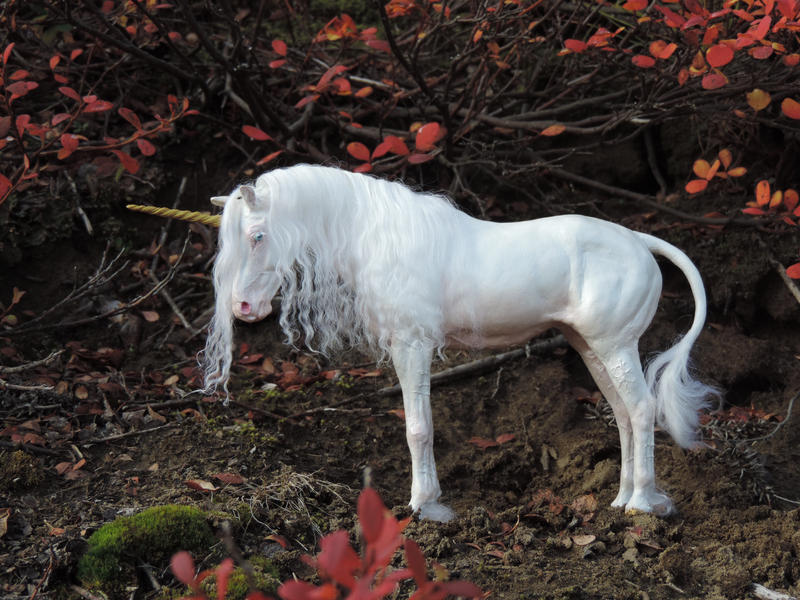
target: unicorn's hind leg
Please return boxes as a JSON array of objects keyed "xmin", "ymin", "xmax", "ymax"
[
  {"xmin": 390, "ymin": 334, "xmax": 455, "ymax": 522},
  {"xmin": 562, "ymin": 329, "xmax": 634, "ymax": 509},
  {"xmin": 593, "ymin": 343, "xmax": 674, "ymax": 516}
]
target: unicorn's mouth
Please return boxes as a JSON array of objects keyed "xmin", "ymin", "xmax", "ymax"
[{"xmin": 239, "ymin": 302, "xmax": 251, "ymax": 315}]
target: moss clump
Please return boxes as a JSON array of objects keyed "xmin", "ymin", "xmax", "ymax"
[
  {"xmin": 0, "ymin": 450, "xmax": 45, "ymax": 490},
  {"xmin": 77, "ymin": 505, "xmax": 216, "ymax": 592},
  {"xmin": 200, "ymin": 558, "xmax": 280, "ymax": 600}
]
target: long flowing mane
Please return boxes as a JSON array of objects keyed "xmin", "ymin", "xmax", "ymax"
[{"xmin": 202, "ymin": 164, "xmax": 465, "ymax": 392}]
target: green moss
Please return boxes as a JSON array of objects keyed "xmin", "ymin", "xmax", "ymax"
[
  {"xmin": 0, "ymin": 450, "xmax": 45, "ymax": 490},
  {"xmin": 77, "ymin": 505, "xmax": 216, "ymax": 592},
  {"xmin": 200, "ymin": 559, "xmax": 280, "ymax": 600}
]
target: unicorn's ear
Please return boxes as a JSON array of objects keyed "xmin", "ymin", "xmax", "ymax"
[
  {"xmin": 210, "ymin": 196, "xmax": 228, "ymax": 207},
  {"xmin": 239, "ymin": 185, "xmax": 261, "ymax": 210}
]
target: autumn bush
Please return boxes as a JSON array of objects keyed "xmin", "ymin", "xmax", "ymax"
[
  {"xmin": 169, "ymin": 487, "xmax": 482, "ymax": 600},
  {"xmin": 2, "ymin": 0, "xmax": 799, "ymax": 270}
]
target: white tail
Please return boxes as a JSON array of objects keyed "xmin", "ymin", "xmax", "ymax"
[{"xmin": 639, "ymin": 233, "xmax": 719, "ymax": 448}]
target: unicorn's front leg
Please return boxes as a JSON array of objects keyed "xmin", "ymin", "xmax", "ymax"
[{"xmin": 390, "ymin": 334, "xmax": 455, "ymax": 522}]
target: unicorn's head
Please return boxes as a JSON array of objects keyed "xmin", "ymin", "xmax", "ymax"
[
  {"xmin": 210, "ymin": 185, "xmax": 279, "ymax": 323},
  {"xmin": 203, "ymin": 182, "xmax": 281, "ymax": 393}
]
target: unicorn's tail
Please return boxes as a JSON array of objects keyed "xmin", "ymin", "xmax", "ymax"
[{"xmin": 638, "ymin": 233, "xmax": 719, "ymax": 449}]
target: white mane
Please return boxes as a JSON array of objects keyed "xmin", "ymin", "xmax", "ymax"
[{"xmin": 202, "ymin": 164, "xmax": 463, "ymax": 393}]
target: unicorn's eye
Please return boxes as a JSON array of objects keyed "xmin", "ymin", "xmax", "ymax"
[{"xmin": 252, "ymin": 232, "xmax": 264, "ymax": 244}]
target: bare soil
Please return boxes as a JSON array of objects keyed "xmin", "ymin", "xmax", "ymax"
[{"xmin": 1, "ymin": 202, "xmax": 799, "ymax": 600}]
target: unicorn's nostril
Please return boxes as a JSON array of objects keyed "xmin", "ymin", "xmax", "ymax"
[{"xmin": 240, "ymin": 302, "xmax": 251, "ymax": 314}]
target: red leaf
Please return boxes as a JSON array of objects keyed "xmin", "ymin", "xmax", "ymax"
[
  {"xmin": 119, "ymin": 107, "xmax": 142, "ymax": 130},
  {"xmin": 784, "ymin": 189, "xmax": 799, "ymax": 212},
  {"xmin": 213, "ymin": 472, "xmax": 245, "ymax": 485},
  {"xmin": 564, "ymin": 39, "xmax": 587, "ymax": 53},
  {"xmin": 70, "ymin": 48, "xmax": 83, "ymax": 61},
  {"xmin": 256, "ymin": 150, "xmax": 284, "ymax": 165},
  {"xmin": 495, "ymin": 433, "xmax": 516, "ymax": 444},
  {"xmin": 540, "ymin": 124, "xmax": 566, "ymax": 136},
  {"xmin": 701, "ymin": 72, "xmax": 728, "ymax": 90},
  {"xmin": 2, "ymin": 43, "xmax": 14, "ymax": 65},
  {"xmin": 404, "ymin": 539, "xmax": 429, "ymax": 587},
  {"xmin": 15, "ymin": 114, "xmax": 30, "ymax": 138},
  {"xmin": 170, "ymin": 551, "xmax": 197, "ymax": 586},
  {"xmin": 373, "ymin": 135, "xmax": 409, "ymax": 158},
  {"xmin": 469, "ymin": 436, "xmax": 499, "ymax": 450},
  {"xmin": 242, "ymin": 125, "xmax": 271, "ymax": 140},
  {"xmin": 59, "ymin": 86, "xmax": 81, "ymax": 101},
  {"xmin": 685, "ymin": 179, "xmax": 708, "ymax": 194},
  {"xmin": 316, "ymin": 530, "xmax": 359, "ymax": 588},
  {"xmin": 0, "ymin": 173, "xmax": 11, "ymax": 199},
  {"xmin": 781, "ymin": 98, "xmax": 800, "ymax": 120},
  {"xmin": 110, "ymin": 149, "xmax": 140, "ymax": 173},
  {"xmin": 7, "ymin": 81, "xmax": 37, "ymax": 103},
  {"xmin": 185, "ymin": 479, "xmax": 218, "ymax": 492},
  {"xmin": 358, "ymin": 488, "xmax": 386, "ymax": 544},
  {"xmin": 407, "ymin": 152, "xmax": 434, "ymax": 164},
  {"xmin": 632, "ymin": 55, "xmax": 656, "ymax": 68},
  {"xmin": 751, "ymin": 15, "xmax": 772, "ymax": 40},
  {"xmin": 786, "ymin": 263, "xmax": 800, "ymax": 279},
  {"xmin": 84, "ymin": 100, "xmax": 114, "ymax": 113},
  {"xmin": 317, "ymin": 64, "xmax": 348, "ymax": 90},
  {"xmin": 415, "ymin": 122, "xmax": 444, "ymax": 151},
  {"xmin": 278, "ymin": 581, "xmax": 337, "ymax": 600},
  {"xmin": 269, "ymin": 59, "xmax": 287, "ymax": 69},
  {"xmin": 272, "ymin": 39, "xmax": 287, "ymax": 56},
  {"xmin": 346, "ymin": 141, "xmax": 371, "ymax": 161},
  {"xmin": 353, "ymin": 162, "xmax": 372, "ymax": 173},
  {"xmin": 136, "ymin": 138, "xmax": 156, "ymax": 156},
  {"xmin": 749, "ymin": 45, "xmax": 773, "ymax": 59},
  {"xmin": 756, "ymin": 179, "xmax": 771, "ymax": 206},
  {"xmin": 741, "ymin": 207, "xmax": 765, "ymax": 215},
  {"xmin": 215, "ymin": 558, "xmax": 235, "ymax": 600},
  {"xmin": 58, "ymin": 133, "xmax": 80, "ymax": 160},
  {"xmin": 9, "ymin": 69, "xmax": 29, "ymax": 80},
  {"xmin": 623, "ymin": 0, "xmax": 647, "ymax": 10},
  {"xmin": 295, "ymin": 94, "xmax": 319, "ymax": 109},
  {"xmin": 706, "ymin": 44, "xmax": 734, "ymax": 67}
]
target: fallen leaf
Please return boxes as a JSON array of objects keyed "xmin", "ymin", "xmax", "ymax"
[
  {"xmin": 571, "ymin": 534, "xmax": 596, "ymax": 546},
  {"xmin": 74, "ymin": 385, "xmax": 89, "ymax": 400},
  {"xmin": 0, "ymin": 508, "xmax": 9, "ymax": 538},
  {"xmin": 186, "ymin": 479, "xmax": 218, "ymax": 493},
  {"xmin": 213, "ymin": 472, "xmax": 245, "ymax": 485},
  {"xmin": 469, "ymin": 436, "xmax": 499, "ymax": 450}
]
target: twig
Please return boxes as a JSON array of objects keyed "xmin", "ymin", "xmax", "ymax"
[
  {"xmin": 743, "ymin": 391, "xmax": 797, "ymax": 443},
  {"xmin": 148, "ymin": 272, "xmax": 201, "ymax": 335},
  {"xmin": 84, "ymin": 423, "xmax": 177, "ymax": 444},
  {"xmin": 68, "ymin": 585, "xmax": 106, "ymax": 600},
  {"xmin": 548, "ymin": 167, "xmax": 760, "ymax": 226},
  {"xmin": 0, "ymin": 440, "xmax": 65, "ymax": 456},
  {"xmin": 0, "ymin": 379, "xmax": 54, "ymax": 392},
  {"xmin": 751, "ymin": 583, "xmax": 798, "ymax": 600},
  {"xmin": 286, "ymin": 335, "xmax": 567, "ymax": 419},
  {"xmin": 769, "ymin": 258, "xmax": 800, "ymax": 307},
  {"xmin": 0, "ymin": 350, "xmax": 64, "ymax": 374}
]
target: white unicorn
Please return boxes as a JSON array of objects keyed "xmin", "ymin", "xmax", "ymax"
[{"xmin": 203, "ymin": 164, "xmax": 716, "ymax": 521}]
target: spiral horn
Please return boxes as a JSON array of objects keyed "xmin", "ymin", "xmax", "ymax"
[{"xmin": 126, "ymin": 204, "xmax": 221, "ymax": 228}]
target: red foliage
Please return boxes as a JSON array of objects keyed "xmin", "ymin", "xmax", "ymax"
[{"xmin": 170, "ymin": 488, "xmax": 481, "ymax": 600}]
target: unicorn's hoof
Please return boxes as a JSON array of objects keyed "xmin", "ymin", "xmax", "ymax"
[
  {"xmin": 624, "ymin": 491, "xmax": 674, "ymax": 517},
  {"xmin": 610, "ymin": 488, "xmax": 633, "ymax": 509},
  {"xmin": 417, "ymin": 501, "xmax": 456, "ymax": 522}
]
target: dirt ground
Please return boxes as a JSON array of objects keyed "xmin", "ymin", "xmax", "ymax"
[{"xmin": 1, "ymin": 195, "xmax": 799, "ymax": 600}]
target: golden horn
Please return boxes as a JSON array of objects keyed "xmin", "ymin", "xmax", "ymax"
[{"xmin": 126, "ymin": 204, "xmax": 221, "ymax": 228}]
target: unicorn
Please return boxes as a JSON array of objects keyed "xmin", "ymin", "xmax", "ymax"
[{"xmin": 189, "ymin": 164, "xmax": 716, "ymax": 521}]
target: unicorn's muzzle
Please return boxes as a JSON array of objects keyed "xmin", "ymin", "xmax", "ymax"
[{"xmin": 233, "ymin": 299, "xmax": 272, "ymax": 322}]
